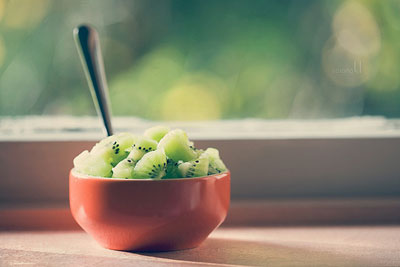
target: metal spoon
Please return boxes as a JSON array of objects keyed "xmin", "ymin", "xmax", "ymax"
[{"xmin": 73, "ymin": 24, "xmax": 114, "ymax": 136}]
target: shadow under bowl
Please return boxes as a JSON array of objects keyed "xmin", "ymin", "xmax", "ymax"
[{"xmin": 69, "ymin": 169, "xmax": 230, "ymax": 251}]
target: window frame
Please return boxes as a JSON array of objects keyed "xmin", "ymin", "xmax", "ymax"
[{"xmin": 1, "ymin": 116, "xmax": 400, "ymax": 205}]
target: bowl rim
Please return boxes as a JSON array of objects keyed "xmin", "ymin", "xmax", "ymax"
[{"xmin": 70, "ymin": 168, "xmax": 230, "ymax": 182}]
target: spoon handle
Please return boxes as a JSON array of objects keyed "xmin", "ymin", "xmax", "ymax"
[{"xmin": 73, "ymin": 24, "xmax": 114, "ymax": 136}]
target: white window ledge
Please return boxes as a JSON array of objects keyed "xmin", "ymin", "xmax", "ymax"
[{"xmin": 1, "ymin": 116, "xmax": 400, "ymax": 141}]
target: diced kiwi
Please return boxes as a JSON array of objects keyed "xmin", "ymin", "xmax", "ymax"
[
  {"xmin": 134, "ymin": 149, "xmax": 167, "ymax": 179},
  {"xmin": 112, "ymin": 157, "xmax": 136, "ymax": 179},
  {"xmin": 144, "ymin": 125, "xmax": 170, "ymax": 142},
  {"xmin": 158, "ymin": 129, "xmax": 197, "ymax": 162},
  {"xmin": 178, "ymin": 157, "xmax": 209, "ymax": 178},
  {"xmin": 194, "ymin": 148, "xmax": 204, "ymax": 157},
  {"xmin": 163, "ymin": 158, "xmax": 182, "ymax": 179},
  {"xmin": 73, "ymin": 150, "xmax": 112, "ymax": 177},
  {"xmin": 73, "ymin": 126, "xmax": 228, "ymax": 179},
  {"xmin": 128, "ymin": 136, "xmax": 158, "ymax": 162},
  {"xmin": 200, "ymin": 147, "xmax": 227, "ymax": 174},
  {"xmin": 91, "ymin": 132, "xmax": 136, "ymax": 166}
]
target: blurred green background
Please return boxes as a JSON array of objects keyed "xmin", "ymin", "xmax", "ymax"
[{"xmin": 0, "ymin": 0, "xmax": 400, "ymax": 120}]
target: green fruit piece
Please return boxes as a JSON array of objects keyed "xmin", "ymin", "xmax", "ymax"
[
  {"xmin": 112, "ymin": 157, "xmax": 136, "ymax": 178},
  {"xmin": 129, "ymin": 136, "xmax": 158, "ymax": 161},
  {"xmin": 144, "ymin": 125, "xmax": 170, "ymax": 142},
  {"xmin": 178, "ymin": 157, "xmax": 209, "ymax": 178},
  {"xmin": 73, "ymin": 150, "xmax": 112, "ymax": 177},
  {"xmin": 158, "ymin": 129, "xmax": 197, "ymax": 162},
  {"xmin": 163, "ymin": 158, "xmax": 182, "ymax": 179},
  {"xmin": 194, "ymin": 148, "xmax": 204, "ymax": 157},
  {"xmin": 134, "ymin": 149, "xmax": 167, "ymax": 179},
  {"xmin": 91, "ymin": 132, "xmax": 136, "ymax": 166},
  {"xmin": 187, "ymin": 140, "xmax": 204, "ymax": 157},
  {"xmin": 200, "ymin": 147, "xmax": 227, "ymax": 174}
]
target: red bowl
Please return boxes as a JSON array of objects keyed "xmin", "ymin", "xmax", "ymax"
[{"xmin": 69, "ymin": 169, "xmax": 230, "ymax": 251}]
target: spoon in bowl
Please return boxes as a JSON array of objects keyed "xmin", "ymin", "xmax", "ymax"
[{"xmin": 73, "ymin": 24, "xmax": 114, "ymax": 136}]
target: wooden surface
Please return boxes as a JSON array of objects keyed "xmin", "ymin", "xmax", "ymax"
[{"xmin": 1, "ymin": 227, "xmax": 399, "ymax": 266}]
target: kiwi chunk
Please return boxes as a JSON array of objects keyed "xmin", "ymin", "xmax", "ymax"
[
  {"xmin": 129, "ymin": 136, "xmax": 158, "ymax": 161},
  {"xmin": 194, "ymin": 148, "xmax": 204, "ymax": 158},
  {"xmin": 134, "ymin": 149, "xmax": 167, "ymax": 179},
  {"xmin": 112, "ymin": 157, "xmax": 136, "ymax": 179},
  {"xmin": 158, "ymin": 129, "xmax": 197, "ymax": 162},
  {"xmin": 178, "ymin": 157, "xmax": 209, "ymax": 178},
  {"xmin": 72, "ymin": 126, "xmax": 228, "ymax": 179},
  {"xmin": 91, "ymin": 132, "xmax": 136, "ymax": 165},
  {"xmin": 163, "ymin": 158, "xmax": 182, "ymax": 179},
  {"xmin": 144, "ymin": 125, "xmax": 170, "ymax": 142},
  {"xmin": 200, "ymin": 147, "xmax": 227, "ymax": 174},
  {"xmin": 73, "ymin": 150, "xmax": 112, "ymax": 177}
]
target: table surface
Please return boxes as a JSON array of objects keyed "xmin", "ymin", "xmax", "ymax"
[{"xmin": 1, "ymin": 226, "xmax": 399, "ymax": 266}]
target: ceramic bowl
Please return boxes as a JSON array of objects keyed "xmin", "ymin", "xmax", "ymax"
[{"xmin": 69, "ymin": 169, "xmax": 230, "ymax": 251}]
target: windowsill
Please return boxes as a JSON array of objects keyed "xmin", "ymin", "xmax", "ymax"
[
  {"xmin": 2, "ymin": 116, "xmax": 400, "ymax": 202},
  {"xmin": 2, "ymin": 116, "xmax": 400, "ymax": 141},
  {"xmin": 1, "ymin": 198, "xmax": 400, "ymax": 265},
  {"xmin": 2, "ymin": 116, "xmax": 400, "ymax": 207}
]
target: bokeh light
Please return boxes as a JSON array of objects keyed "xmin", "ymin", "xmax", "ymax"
[
  {"xmin": 161, "ymin": 82, "xmax": 221, "ymax": 121},
  {"xmin": 367, "ymin": 42, "xmax": 400, "ymax": 92},
  {"xmin": 3, "ymin": 0, "xmax": 50, "ymax": 29},
  {"xmin": 0, "ymin": 58, "xmax": 43, "ymax": 114},
  {"xmin": 333, "ymin": 1, "xmax": 380, "ymax": 56},
  {"xmin": 0, "ymin": 0, "xmax": 5, "ymax": 22},
  {"xmin": 0, "ymin": 34, "xmax": 6, "ymax": 67},
  {"xmin": 1, "ymin": 0, "xmax": 400, "ymax": 118}
]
